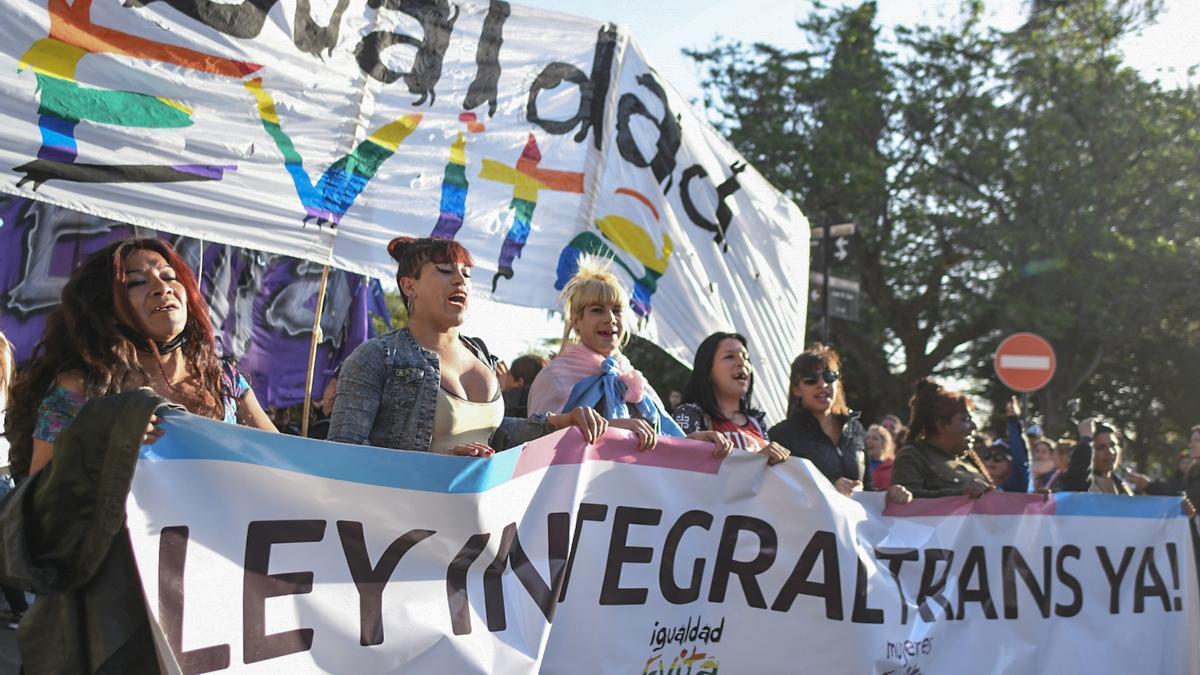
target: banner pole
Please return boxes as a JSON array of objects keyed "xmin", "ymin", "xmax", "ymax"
[{"xmin": 301, "ymin": 263, "xmax": 331, "ymax": 437}]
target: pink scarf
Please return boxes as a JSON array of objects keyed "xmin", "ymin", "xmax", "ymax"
[{"xmin": 527, "ymin": 344, "xmax": 647, "ymax": 414}]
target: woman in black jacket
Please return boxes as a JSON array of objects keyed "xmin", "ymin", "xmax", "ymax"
[{"xmin": 769, "ymin": 344, "xmax": 911, "ymax": 502}]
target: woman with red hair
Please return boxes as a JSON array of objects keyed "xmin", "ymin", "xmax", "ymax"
[
  {"xmin": 8, "ymin": 238, "xmax": 276, "ymax": 478},
  {"xmin": 890, "ymin": 378, "xmax": 992, "ymax": 499}
]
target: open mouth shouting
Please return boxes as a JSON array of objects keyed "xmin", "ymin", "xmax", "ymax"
[
  {"xmin": 447, "ymin": 290, "xmax": 468, "ymax": 308},
  {"xmin": 731, "ymin": 369, "xmax": 751, "ymax": 388}
]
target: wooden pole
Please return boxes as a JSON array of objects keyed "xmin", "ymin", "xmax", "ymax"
[{"xmin": 301, "ymin": 264, "xmax": 331, "ymax": 437}]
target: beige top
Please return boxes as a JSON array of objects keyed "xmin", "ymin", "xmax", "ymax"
[
  {"xmin": 1090, "ymin": 474, "xmax": 1130, "ymax": 496},
  {"xmin": 428, "ymin": 386, "xmax": 505, "ymax": 454}
]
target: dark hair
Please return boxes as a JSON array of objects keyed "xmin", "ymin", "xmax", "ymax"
[
  {"xmin": 509, "ymin": 354, "xmax": 547, "ymax": 386},
  {"xmin": 7, "ymin": 238, "xmax": 225, "ymax": 478},
  {"xmin": 387, "ymin": 236, "xmax": 475, "ymax": 302},
  {"xmin": 681, "ymin": 332, "xmax": 759, "ymax": 422},
  {"xmin": 786, "ymin": 343, "xmax": 848, "ymax": 417},
  {"xmin": 907, "ymin": 378, "xmax": 974, "ymax": 442}
]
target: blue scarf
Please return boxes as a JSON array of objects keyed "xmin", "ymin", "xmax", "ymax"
[{"xmin": 561, "ymin": 356, "xmax": 684, "ymax": 437}]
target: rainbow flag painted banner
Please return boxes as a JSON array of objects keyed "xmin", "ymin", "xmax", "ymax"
[
  {"xmin": 0, "ymin": 0, "xmax": 808, "ymax": 421},
  {"xmin": 127, "ymin": 414, "xmax": 1200, "ymax": 673}
]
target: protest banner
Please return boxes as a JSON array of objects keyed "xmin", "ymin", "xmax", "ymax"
[
  {"xmin": 0, "ymin": 0, "xmax": 808, "ymax": 420},
  {"xmin": 0, "ymin": 195, "xmax": 388, "ymax": 408},
  {"xmin": 126, "ymin": 413, "xmax": 1200, "ymax": 673}
]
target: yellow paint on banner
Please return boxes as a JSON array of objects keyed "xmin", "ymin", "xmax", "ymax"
[
  {"xmin": 19, "ymin": 38, "xmax": 86, "ymax": 80},
  {"xmin": 449, "ymin": 133, "xmax": 466, "ymax": 165},
  {"xmin": 596, "ymin": 215, "xmax": 674, "ymax": 274},
  {"xmin": 368, "ymin": 114, "xmax": 422, "ymax": 152},
  {"xmin": 154, "ymin": 96, "xmax": 193, "ymax": 116},
  {"xmin": 480, "ymin": 160, "xmax": 547, "ymax": 202},
  {"xmin": 243, "ymin": 78, "xmax": 280, "ymax": 126}
]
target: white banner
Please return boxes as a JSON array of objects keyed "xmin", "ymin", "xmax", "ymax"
[
  {"xmin": 126, "ymin": 412, "xmax": 1200, "ymax": 674},
  {"xmin": 0, "ymin": 0, "xmax": 807, "ymax": 419}
]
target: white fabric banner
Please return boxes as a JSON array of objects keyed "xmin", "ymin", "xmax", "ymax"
[
  {"xmin": 126, "ymin": 412, "xmax": 1200, "ymax": 674},
  {"xmin": 0, "ymin": 0, "xmax": 807, "ymax": 419}
]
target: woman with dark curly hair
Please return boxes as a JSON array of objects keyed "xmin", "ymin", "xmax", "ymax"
[
  {"xmin": 1, "ymin": 237, "xmax": 276, "ymax": 673},
  {"xmin": 7, "ymin": 237, "xmax": 275, "ymax": 478},
  {"xmin": 891, "ymin": 378, "xmax": 991, "ymax": 499}
]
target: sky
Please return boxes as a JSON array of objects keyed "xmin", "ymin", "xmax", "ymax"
[{"xmin": 468, "ymin": 0, "xmax": 1199, "ymax": 362}]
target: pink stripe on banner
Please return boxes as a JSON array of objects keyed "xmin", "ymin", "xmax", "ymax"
[
  {"xmin": 512, "ymin": 428, "xmax": 724, "ymax": 479},
  {"xmin": 883, "ymin": 492, "xmax": 1058, "ymax": 517}
]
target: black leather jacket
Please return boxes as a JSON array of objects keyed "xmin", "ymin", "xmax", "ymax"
[
  {"xmin": 0, "ymin": 389, "xmax": 169, "ymax": 674},
  {"xmin": 769, "ymin": 409, "xmax": 871, "ymax": 490}
]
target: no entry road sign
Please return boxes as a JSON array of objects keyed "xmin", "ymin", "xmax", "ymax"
[{"xmin": 994, "ymin": 332, "xmax": 1056, "ymax": 392}]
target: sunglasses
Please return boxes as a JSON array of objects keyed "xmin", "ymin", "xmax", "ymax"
[
  {"xmin": 800, "ymin": 369, "xmax": 840, "ymax": 386},
  {"xmin": 979, "ymin": 449, "xmax": 1011, "ymax": 462}
]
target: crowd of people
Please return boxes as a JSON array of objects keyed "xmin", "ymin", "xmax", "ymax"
[{"xmin": 0, "ymin": 234, "xmax": 1196, "ymax": 672}]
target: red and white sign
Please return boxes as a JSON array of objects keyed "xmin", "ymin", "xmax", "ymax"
[{"xmin": 994, "ymin": 332, "xmax": 1057, "ymax": 392}]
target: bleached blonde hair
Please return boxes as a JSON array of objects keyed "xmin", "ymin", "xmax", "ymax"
[{"xmin": 559, "ymin": 256, "xmax": 631, "ymax": 354}]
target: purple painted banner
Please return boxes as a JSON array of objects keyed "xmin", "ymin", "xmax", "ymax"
[{"xmin": 0, "ymin": 196, "xmax": 388, "ymax": 409}]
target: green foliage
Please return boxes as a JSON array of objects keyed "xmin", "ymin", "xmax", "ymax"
[
  {"xmin": 624, "ymin": 335, "xmax": 692, "ymax": 402},
  {"xmin": 371, "ymin": 290, "xmax": 409, "ymax": 335},
  {"xmin": 689, "ymin": 0, "xmax": 1200, "ymax": 470}
]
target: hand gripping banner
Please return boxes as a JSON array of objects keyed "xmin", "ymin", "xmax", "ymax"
[{"xmin": 125, "ymin": 413, "xmax": 1200, "ymax": 673}]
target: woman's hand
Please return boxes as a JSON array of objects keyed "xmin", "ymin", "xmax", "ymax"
[
  {"xmin": 886, "ymin": 484, "xmax": 913, "ymax": 504},
  {"xmin": 761, "ymin": 440, "xmax": 789, "ymax": 466},
  {"xmin": 495, "ymin": 360, "xmax": 516, "ymax": 392},
  {"xmin": 142, "ymin": 414, "xmax": 165, "ymax": 445},
  {"xmin": 608, "ymin": 418, "xmax": 657, "ymax": 451},
  {"xmin": 687, "ymin": 430, "xmax": 732, "ymax": 458},
  {"xmin": 833, "ymin": 477, "xmax": 861, "ymax": 497},
  {"xmin": 963, "ymin": 478, "xmax": 991, "ymax": 498},
  {"xmin": 1005, "ymin": 396, "xmax": 1020, "ymax": 418},
  {"xmin": 548, "ymin": 406, "xmax": 608, "ymax": 444},
  {"xmin": 449, "ymin": 442, "xmax": 495, "ymax": 458},
  {"xmin": 1077, "ymin": 417, "xmax": 1097, "ymax": 439}
]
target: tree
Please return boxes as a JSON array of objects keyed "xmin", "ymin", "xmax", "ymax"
[
  {"xmin": 688, "ymin": 1, "xmax": 1017, "ymax": 421},
  {"xmin": 689, "ymin": 0, "xmax": 1200, "ymax": 470}
]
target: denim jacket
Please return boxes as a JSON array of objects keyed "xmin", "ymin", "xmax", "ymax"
[{"xmin": 327, "ymin": 328, "xmax": 551, "ymax": 452}]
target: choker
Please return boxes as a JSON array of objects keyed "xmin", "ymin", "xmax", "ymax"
[{"xmin": 117, "ymin": 323, "xmax": 189, "ymax": 354}]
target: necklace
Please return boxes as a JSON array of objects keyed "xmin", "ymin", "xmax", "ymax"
[{"xmin": 117, "ymin": 322, "xmax": 189, "ymax": 354}]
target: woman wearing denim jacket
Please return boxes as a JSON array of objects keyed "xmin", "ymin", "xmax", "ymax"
[{"xmin": 328, "ymin": 237, "xmax": 605, "ymax": 455}]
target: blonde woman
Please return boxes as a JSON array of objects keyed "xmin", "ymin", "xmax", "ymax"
[{"xmin": 527, "ymin": 258, "xmax": 731, "ymax": 455}]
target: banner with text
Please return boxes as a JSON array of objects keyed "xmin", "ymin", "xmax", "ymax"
[
  {"xmin": 0, "ymin": 0, "xmax": 807, "ymax": 420},
  {"xmin": 0, "ymin": 195, "xmax": 388, "ymax": 409},
  {"xmin": 126, "ymin": 413, "xmax": 1200, "ymax": 674}
]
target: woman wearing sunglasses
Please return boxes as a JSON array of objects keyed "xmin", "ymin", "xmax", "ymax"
[{"xmin": 769, "ymin": 344, "xmax": 910, "ymax": 502}]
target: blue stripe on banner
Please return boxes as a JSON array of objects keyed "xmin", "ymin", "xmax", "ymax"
[
  {"xmin": 140, "ymin": 411, "xmax": 523, "ymax": 493},
  {"xmin": 1055, "ymin": 492, "xmax": 1186, "ymax": 519}
]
